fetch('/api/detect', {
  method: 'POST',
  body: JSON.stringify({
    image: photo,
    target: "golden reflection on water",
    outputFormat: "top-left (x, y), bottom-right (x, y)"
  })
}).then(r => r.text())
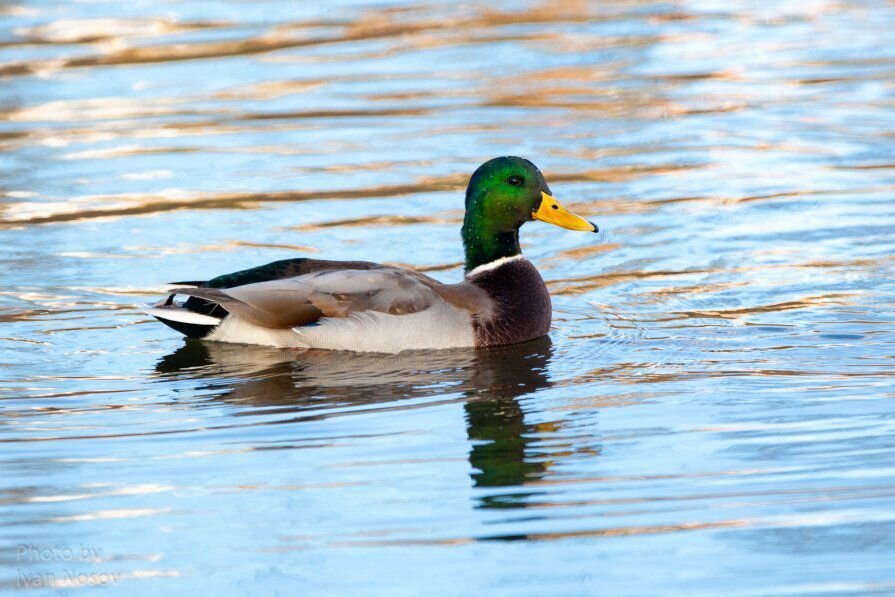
top-left (0, 166), bottom-right (689, 226)
top-left (0, 3), bottom-right (615, 76)
top-left (1, 0), bottom-right (894, 592)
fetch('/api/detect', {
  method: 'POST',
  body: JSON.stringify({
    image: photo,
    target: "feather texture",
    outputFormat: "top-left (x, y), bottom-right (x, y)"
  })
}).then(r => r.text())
top-left (149, 256), bottom-right (553, 352)
top-left (143, 305), bottom-right (222, 326)
top-left (153, 263), bottom-right (490, 352)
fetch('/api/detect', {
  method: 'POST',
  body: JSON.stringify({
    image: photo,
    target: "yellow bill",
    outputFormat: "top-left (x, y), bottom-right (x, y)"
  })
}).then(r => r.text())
top-left (532, 192), bottom-right (598, 232)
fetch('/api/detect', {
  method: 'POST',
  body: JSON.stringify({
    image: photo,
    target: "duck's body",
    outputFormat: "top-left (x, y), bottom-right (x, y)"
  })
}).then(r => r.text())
top-left (147, 157), bottom-right (597, 353)
top-left (147, 254), bottom-right (551, 352)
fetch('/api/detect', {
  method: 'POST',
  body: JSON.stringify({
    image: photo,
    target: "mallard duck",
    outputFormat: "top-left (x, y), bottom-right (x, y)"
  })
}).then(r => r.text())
top-left (145, 156), bottom-right (598, 352)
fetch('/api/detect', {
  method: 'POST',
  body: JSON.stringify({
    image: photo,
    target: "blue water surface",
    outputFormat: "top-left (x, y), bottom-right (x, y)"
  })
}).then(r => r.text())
top-left (1, 0), bottom-right (894, 594)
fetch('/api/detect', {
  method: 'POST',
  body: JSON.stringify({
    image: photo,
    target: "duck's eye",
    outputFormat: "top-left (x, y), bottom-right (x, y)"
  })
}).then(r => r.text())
top-left (507, 175), bottom-right (524, 186)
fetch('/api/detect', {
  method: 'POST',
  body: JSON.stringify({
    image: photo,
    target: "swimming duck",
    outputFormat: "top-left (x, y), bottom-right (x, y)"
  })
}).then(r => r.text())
top-left (146, 156), bottom-right (598, 353)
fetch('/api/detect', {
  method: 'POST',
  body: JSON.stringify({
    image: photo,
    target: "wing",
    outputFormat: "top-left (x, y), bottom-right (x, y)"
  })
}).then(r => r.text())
top-left (164, 257), bottom-right (382, 320)
top-left (149, 258), bottom-right (385, 337)
top-left (169, 266), bottom-right (446, 330)
top-left (196, 258), bottom-right (382, 289)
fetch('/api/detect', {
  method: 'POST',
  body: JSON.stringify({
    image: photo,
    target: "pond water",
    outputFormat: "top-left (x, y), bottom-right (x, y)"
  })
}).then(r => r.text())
top-left (1, 0), bottom-right (894, 593)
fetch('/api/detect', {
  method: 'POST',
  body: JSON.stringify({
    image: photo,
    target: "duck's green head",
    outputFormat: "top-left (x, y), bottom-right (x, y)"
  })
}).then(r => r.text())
top-left (462, 156), bottom-right (598, 274)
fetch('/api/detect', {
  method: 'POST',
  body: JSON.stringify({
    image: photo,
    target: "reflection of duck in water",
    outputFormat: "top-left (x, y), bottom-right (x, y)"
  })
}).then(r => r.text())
top-left (146, 157), bottom-right (598, 352)
top-left (156, 337), bottom-right (556, 507)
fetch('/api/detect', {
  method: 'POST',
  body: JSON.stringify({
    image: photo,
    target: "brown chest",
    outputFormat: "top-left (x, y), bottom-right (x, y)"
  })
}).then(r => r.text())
top-left (469, 259), bottom-right (552, 347)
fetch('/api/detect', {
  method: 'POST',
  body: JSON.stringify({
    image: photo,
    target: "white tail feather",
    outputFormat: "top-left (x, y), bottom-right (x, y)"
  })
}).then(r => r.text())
top-left (142, 305), bottom-right (222, 326)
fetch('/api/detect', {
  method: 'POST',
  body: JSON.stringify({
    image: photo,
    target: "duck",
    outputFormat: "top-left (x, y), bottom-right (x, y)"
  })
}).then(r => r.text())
top-left (145, 156), bottom-right (598, 353)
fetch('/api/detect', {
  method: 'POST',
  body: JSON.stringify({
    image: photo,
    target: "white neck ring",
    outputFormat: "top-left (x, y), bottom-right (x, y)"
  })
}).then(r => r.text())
top-left (465, 254), bottom-right (525, 278)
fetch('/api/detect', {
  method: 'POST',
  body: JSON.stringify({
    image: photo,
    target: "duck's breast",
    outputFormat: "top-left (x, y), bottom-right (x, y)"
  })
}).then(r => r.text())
top-left (467, 257), bottom-right (552, 347)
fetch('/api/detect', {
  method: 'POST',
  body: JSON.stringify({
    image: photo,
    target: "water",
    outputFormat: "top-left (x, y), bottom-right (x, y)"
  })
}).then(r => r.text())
top-left (1, 0), bottom-right (894, 593)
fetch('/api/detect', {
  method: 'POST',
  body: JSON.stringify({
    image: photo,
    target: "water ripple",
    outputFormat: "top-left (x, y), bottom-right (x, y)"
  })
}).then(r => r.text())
top-left (1, 0), bottom-right (894, 592)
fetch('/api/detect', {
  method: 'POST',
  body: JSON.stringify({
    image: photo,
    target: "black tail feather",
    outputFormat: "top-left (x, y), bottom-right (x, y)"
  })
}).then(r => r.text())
top-left (153, 317), bottom-right (216, 339)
